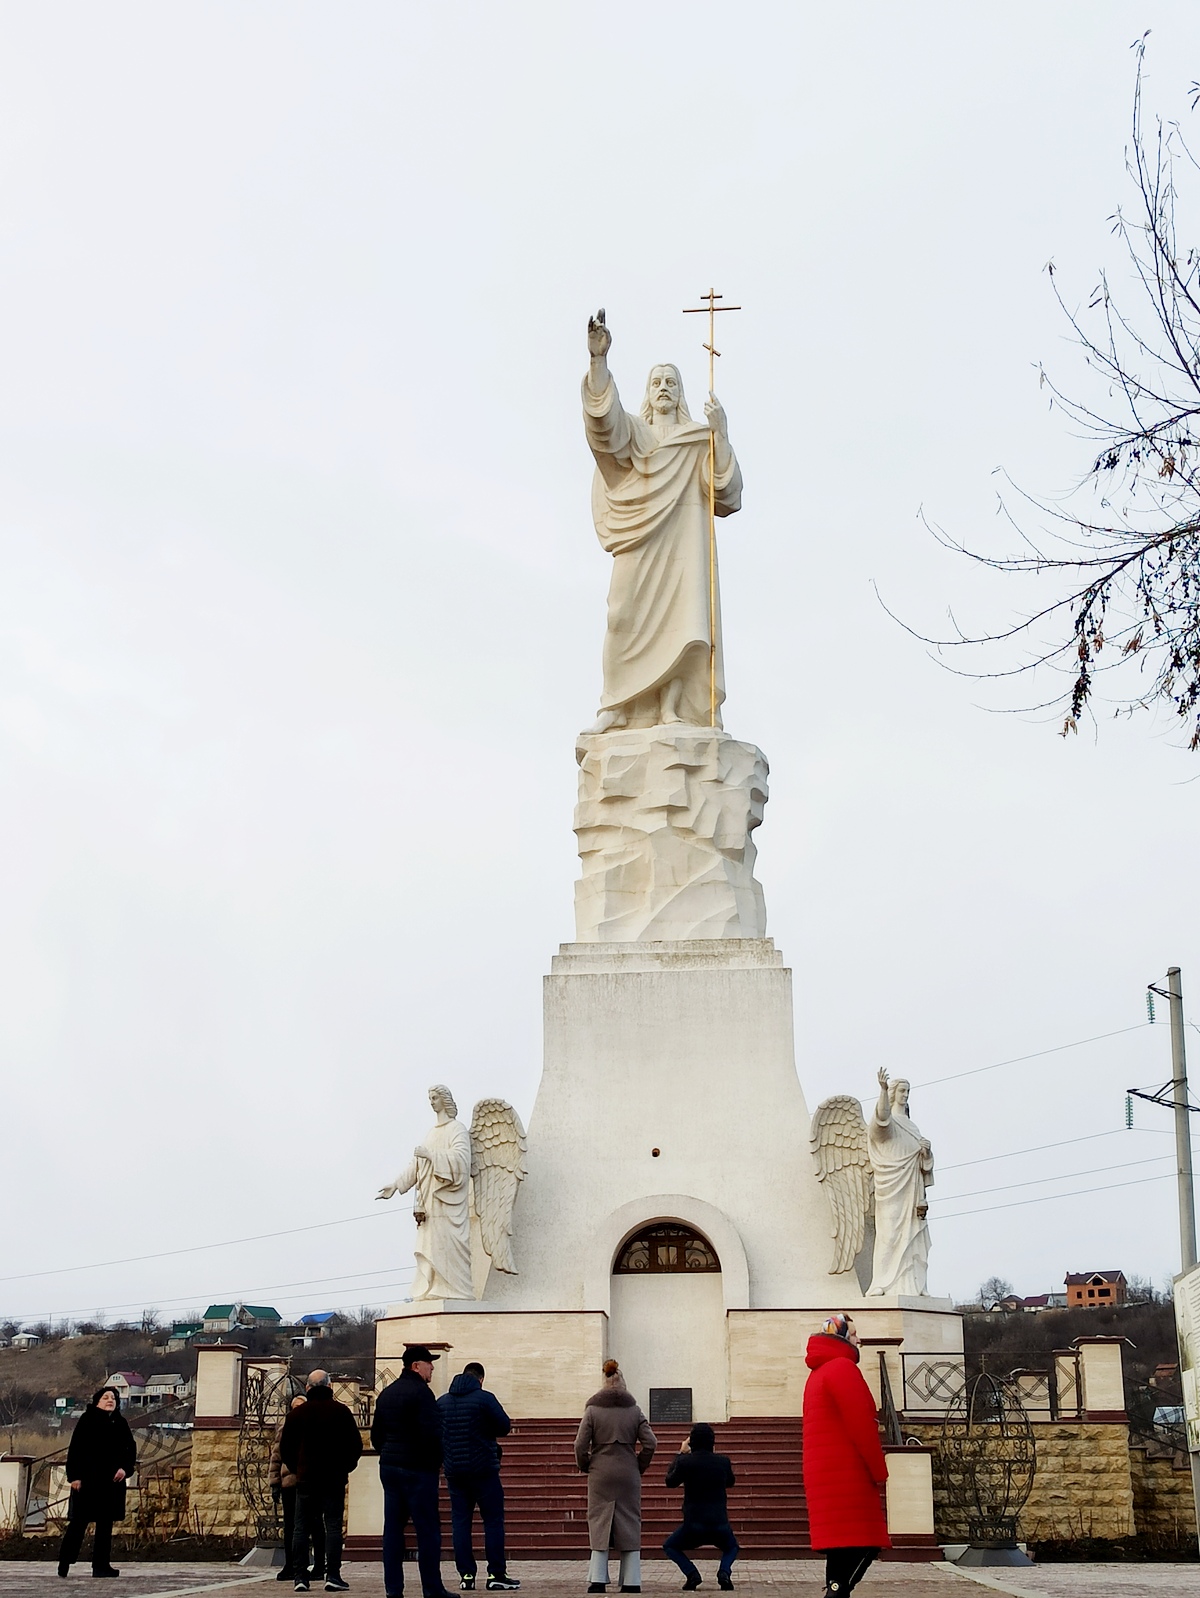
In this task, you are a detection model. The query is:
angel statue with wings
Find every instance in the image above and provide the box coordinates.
[810,1068,934,1298]
[377,1083,527,1302]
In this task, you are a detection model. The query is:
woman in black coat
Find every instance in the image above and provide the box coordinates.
[58,1387,137,1578]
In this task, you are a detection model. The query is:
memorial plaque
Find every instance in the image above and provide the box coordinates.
[650,1387,693,1423]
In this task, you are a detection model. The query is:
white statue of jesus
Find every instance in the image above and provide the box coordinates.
[583,309,742,734]
[377,1083,474,1301]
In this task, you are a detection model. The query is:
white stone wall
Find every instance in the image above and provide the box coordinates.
[486,940,849,1321]
[608,1270,727,1420]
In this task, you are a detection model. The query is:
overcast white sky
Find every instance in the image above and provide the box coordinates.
[2,2,1199,1330]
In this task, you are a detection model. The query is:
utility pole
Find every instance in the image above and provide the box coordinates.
[1134,968,1200,1554]
[1169,968,1200,1559]
[1169,967,1198,1271]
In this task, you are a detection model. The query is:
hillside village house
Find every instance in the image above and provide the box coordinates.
[102,1372,146,1404]
[166,1320,203,1350]
[97,1372,194,1407]
[201,1303,282,1335]
[1065,1269,1127,1308]
[291,1312,337,1347]
[144,1374,194,1402]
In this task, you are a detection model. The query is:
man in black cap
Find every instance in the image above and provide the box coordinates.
[662,1424,739,1591]
[371,1345,453,1598]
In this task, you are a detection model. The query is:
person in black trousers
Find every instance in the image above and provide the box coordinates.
[57,1386,137,1578]
[437,1362,518,1592]
[280,1371,363,1594]
[662,1424,739,1591]
[270,1396,326,1583]
[371,1345,454,1598]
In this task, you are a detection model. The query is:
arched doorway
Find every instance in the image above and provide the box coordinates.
[608,1221,727,1420]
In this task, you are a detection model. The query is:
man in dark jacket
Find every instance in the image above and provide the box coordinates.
[370,1345,453,1598]
[437,1363,518,1592]
[662,1423,739,1591]
[280,1371,364,1594]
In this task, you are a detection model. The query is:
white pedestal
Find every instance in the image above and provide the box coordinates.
[374,938,962,1420]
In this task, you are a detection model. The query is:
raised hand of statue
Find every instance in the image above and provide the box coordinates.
[587,308,611,359]
[877,1066,890,1090]
[704,392,727,439]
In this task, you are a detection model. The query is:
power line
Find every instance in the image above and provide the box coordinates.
[912,1023,1152,1090]
[6,1268,418,1326]
[0,1207,413,1287]
[940,1127,1133,1171]
[929,1153,1173,1205]
[935,1170,1172,1220]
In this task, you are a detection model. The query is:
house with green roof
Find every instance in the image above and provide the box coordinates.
[201,1303,283,1334]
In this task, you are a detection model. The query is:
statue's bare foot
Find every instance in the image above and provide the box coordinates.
[586,707,626,735]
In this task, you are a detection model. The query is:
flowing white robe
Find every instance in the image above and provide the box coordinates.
[396,1115,474,1302]
[583,373,742,726]
[866,1105,933,1297]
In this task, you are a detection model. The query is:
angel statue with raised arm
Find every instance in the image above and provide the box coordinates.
[810,1068,934,1298]
[377,1084,527,1302]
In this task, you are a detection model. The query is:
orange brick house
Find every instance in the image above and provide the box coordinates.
[1064,1269,1127,1308]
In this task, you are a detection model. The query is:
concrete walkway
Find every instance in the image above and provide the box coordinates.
[1,1561,1198,1598]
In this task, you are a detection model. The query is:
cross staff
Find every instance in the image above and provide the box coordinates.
[683,288,741,727]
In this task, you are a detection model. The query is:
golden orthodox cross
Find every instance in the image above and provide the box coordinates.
[683,288,741,727]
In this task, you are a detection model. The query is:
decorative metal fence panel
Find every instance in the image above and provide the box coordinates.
[900,1349,1083,1419]
[901,1353,966,1414]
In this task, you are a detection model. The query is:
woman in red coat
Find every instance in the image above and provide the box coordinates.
[801,1314,889,1598]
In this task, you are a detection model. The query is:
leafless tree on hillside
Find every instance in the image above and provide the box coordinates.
[978,1275,1014,1310]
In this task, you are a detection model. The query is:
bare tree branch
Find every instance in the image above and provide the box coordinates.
[902,50,1200,749]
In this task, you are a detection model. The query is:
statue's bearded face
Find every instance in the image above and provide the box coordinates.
[647,365,680,417]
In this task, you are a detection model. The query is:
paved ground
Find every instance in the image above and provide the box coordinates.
[2,1561,1199,1598]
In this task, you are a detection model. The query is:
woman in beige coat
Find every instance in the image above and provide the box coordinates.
[574,1360,657,1594]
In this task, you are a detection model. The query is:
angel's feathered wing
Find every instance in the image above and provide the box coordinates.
[470,1098,529,1275]
[810,1095,873,1275]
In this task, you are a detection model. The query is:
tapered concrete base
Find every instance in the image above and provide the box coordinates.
[238,1544,286,1567]
[955,1546,1033,1566]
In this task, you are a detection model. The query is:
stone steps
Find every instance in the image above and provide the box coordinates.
[348,1415,944,1562]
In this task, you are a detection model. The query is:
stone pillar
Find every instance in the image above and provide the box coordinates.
[346,1454,384,1545]
[883,1445,937,1548]
[1075,1336,1129,1421]
[194,1343,246,1425]
[0,1455,32,1531]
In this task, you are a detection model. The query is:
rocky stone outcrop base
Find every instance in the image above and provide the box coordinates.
[574,727,768,941]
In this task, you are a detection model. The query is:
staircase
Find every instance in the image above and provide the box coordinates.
[348,1416,939,1562]
[500,1417,810,1559]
